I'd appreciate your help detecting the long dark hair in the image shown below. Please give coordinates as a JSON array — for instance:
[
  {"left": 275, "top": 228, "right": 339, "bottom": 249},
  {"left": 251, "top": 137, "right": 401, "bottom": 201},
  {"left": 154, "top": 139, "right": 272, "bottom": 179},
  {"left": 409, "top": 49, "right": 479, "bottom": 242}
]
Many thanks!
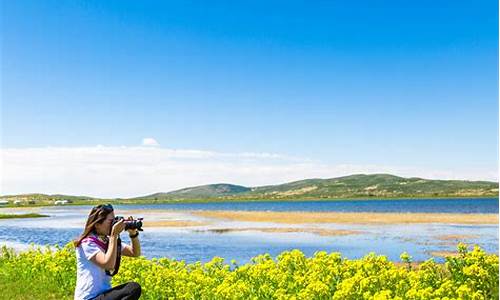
[{"left": 74, "top": 204, "right": 114, "bottom": 247}]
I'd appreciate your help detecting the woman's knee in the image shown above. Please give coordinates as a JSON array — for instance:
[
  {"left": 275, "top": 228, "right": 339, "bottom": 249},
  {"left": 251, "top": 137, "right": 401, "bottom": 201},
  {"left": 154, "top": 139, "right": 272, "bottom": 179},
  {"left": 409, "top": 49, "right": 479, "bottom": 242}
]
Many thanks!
[{"left": 127, "top": 281, "right": 141, "bottom": 298}]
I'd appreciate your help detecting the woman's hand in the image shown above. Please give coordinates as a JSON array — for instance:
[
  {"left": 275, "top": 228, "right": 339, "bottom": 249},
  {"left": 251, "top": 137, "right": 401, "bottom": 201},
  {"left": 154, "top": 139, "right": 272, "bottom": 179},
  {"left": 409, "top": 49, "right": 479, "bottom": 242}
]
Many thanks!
[
  {"left": 111, "top": 219, "right": 125, "bottom": 237},
  {"left": 126, "top": 216, "right": 138, "bottom": 235},
  {"left": 122, "top": 216, "right": 141, "bottom": 257},
  {"left": 93, "top": 219, "right": 124, "bottom": 270}
]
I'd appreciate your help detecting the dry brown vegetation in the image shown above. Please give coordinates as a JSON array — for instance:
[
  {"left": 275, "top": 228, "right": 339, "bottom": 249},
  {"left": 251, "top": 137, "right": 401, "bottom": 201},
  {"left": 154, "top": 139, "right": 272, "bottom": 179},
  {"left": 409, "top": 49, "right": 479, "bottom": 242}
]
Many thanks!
[
  {"left": 195, "top": 227, "right": 362, "bottom": 236},
  {"left": 436, "top": 234, "right": 480, "bottom": 241},
  {"left": 192, "top": 211, "right": 498, "bottom": 225},
  {"left": 429, "top": 251, "right": 460, "bottom": 258},
  {"left": 144, "top": 220, "right": 210, "bottom": 227}
]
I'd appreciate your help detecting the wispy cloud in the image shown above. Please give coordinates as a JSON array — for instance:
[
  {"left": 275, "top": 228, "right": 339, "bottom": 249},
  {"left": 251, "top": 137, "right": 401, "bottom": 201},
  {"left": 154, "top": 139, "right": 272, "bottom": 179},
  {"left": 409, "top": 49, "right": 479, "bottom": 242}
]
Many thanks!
[
  {"left": 142, "top": 138, "right": 160, "bottom": 147},
  {"left": 0, "top": 146, "right": 497, "bottom": 198}
]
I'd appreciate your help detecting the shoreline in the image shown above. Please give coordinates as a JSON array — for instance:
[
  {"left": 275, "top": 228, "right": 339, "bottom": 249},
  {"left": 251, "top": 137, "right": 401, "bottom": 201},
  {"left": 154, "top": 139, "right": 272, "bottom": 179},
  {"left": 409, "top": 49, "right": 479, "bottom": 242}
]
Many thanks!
[
  {"left": 193, "top": 227, "right": 363, "bottom": 236},
  {"left": 0, "top": 195, "right": 497, "bottom": 208},
  {"left": 0, "top": 213, "right": 49, "bottom": 219},
  {"left": 190, "top": 210, "right": 499, "bottom": 225}
]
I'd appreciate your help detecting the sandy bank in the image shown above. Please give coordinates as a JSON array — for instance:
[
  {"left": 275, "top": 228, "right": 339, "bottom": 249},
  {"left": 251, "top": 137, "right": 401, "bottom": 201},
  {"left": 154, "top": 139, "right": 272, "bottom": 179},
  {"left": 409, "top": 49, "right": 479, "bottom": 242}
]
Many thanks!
[
  {"left": 436, "top": 234, "right": 480, "bottom": 241},
  {"left": 191, "top": 211, "right": 498, "bottom": 225},
  {"left": 144, "top": 220, "right": 210, "bottom": 227},
  {"left": 194, "top": 227, "right": 362, "bottom": 236},
  {"left": 429, "top": 251, "right": 459, "bottom": 258}
]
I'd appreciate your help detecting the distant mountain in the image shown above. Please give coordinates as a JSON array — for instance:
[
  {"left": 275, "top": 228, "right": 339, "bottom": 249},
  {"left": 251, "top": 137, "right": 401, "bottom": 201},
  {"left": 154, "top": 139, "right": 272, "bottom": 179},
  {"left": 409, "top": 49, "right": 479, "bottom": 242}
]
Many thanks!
[
  {"left": 0, "top": 193, "right": 95, "bottom": 205},
  {"left": 241, "top": 174, "right": 498, "bottom": 200},
  {"left": 135, "top": 174, "right": 498, "bottom": 201},
  {"left": 139, "top": 184, "right": 250, "bottom": 200},
  {"left": 1, "top": 174, "right": 498, "bottom": 204},
  {"left": 0, "top": 193, "right": 94, "bottom": 201}
]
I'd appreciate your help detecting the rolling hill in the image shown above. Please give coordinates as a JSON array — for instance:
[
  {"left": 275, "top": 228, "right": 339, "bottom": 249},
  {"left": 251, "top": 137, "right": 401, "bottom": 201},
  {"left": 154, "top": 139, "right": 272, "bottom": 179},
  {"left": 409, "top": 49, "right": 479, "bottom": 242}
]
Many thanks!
[
  {"left": 1, "top": 174, "right": 498, "bottom": 205},
  {"left": 134, "top": 174, "right": 498, "bottom": 201}
]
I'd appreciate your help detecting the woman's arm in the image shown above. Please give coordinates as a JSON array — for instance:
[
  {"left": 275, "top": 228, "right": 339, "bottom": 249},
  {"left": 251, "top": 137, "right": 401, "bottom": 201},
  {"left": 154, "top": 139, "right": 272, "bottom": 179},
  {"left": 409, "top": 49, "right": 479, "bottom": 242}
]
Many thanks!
[
  {"left": 122, "top": 230, "right": 141, "bottom": 257},
  {"left": 91, "top": 220, "right": 125, "bottom": 270},
  {"left": 91, "top": 236, "right": 119, "bottom": 270}
]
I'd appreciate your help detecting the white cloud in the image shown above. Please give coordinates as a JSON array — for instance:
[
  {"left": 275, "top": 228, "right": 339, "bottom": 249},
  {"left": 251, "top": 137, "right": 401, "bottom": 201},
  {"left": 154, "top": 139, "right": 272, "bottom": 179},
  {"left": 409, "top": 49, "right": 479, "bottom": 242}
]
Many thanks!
[
  {"left": 142, "top": 138, "right": 159, "bottom": 147},
  {"left": 0, "top": 146, "right": 497, "bottom": 198}
]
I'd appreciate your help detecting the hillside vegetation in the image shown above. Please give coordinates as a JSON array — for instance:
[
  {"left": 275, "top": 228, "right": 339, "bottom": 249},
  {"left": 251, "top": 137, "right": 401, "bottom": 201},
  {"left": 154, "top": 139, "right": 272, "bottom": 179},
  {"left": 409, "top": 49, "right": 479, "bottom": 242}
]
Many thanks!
[
  {"left": 138, "top": 174, "right": 498, "bottom": 201},
  {"left": 1, "top": 174, "right": 498, "bottom": 205}
]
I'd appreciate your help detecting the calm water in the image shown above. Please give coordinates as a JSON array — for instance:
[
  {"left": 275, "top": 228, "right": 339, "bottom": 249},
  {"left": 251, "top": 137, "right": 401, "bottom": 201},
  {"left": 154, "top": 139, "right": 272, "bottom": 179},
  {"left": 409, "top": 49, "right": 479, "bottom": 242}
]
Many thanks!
[
  {"left": 110, "top": 198, "right": 499, "bottom": 213},
  {"left": 0, "top": 198, "right": 497, "bottom": 264}
]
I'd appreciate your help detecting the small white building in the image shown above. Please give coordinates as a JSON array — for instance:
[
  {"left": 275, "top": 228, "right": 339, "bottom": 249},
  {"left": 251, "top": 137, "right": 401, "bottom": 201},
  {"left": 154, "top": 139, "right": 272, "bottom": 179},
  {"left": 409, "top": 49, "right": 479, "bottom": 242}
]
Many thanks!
[
  {"left": 0, "top": 200, "right": 8, "bottom": 205},
  {"left": 54, "top": 200, "right": 69, "bottom": 205}
]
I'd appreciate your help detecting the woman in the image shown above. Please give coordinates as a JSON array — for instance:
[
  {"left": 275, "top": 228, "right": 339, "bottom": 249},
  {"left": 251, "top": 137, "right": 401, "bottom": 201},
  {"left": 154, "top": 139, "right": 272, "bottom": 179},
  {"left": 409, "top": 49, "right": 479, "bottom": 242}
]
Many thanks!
[{"left": 74, "top": 204, "right": 142, "bottom": 300}]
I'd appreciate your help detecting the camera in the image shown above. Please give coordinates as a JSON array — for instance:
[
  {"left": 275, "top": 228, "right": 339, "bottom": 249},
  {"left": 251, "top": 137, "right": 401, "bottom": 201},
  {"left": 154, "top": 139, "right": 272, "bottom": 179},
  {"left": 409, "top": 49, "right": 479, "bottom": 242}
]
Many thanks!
[{"left": 114, "top": 216, "right": 144, "bottom": 231}]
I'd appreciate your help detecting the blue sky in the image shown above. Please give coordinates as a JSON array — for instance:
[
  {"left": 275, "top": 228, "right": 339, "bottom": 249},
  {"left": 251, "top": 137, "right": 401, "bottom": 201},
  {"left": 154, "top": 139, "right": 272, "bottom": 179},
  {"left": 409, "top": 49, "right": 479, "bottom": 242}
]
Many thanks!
[{"left": 1, "top": 1, "right": 498, "bottom": 196}]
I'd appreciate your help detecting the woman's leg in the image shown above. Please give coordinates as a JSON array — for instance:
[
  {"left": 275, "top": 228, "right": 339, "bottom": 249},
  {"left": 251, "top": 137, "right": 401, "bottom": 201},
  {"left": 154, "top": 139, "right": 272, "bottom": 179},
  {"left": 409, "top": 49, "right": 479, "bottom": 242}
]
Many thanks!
[{"left": 92, "top": 282, "right": 141, "bottom": 300}]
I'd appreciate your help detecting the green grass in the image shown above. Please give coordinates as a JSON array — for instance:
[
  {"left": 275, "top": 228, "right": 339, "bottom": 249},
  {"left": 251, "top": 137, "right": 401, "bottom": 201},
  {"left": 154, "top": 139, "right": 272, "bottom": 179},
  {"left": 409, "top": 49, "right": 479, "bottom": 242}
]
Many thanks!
[
  {"left": 0, "top": 278, "right": 71, "bottom": 300},
  {"left": 0, "top": 213, "right": 49, "bottom": 219}
]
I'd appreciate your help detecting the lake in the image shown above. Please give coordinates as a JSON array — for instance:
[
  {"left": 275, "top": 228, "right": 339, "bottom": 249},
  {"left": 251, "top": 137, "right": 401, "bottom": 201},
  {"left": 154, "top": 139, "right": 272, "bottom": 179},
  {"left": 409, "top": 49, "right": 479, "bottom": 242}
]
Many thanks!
[
  {"left": 0, "top": 198, "right": 497, "bottom": 264},
  {"left": 111, "top": 197, "right": 499, "bottom": 213}
]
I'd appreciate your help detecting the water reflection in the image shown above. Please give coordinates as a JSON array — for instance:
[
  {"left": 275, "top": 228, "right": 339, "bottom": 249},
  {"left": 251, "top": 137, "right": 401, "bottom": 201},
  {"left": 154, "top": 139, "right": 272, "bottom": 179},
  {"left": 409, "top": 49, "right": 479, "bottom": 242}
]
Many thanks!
[{"left": 0, "top": 201, "right": 497, "bottom": 264}]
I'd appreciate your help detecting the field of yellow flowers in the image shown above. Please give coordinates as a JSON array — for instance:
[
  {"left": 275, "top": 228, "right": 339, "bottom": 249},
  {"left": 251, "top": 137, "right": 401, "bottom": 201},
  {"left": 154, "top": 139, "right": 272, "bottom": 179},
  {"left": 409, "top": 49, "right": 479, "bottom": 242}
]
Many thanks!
[{"left": 0, "top": 243, "right": 497, "bottom": 299}]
